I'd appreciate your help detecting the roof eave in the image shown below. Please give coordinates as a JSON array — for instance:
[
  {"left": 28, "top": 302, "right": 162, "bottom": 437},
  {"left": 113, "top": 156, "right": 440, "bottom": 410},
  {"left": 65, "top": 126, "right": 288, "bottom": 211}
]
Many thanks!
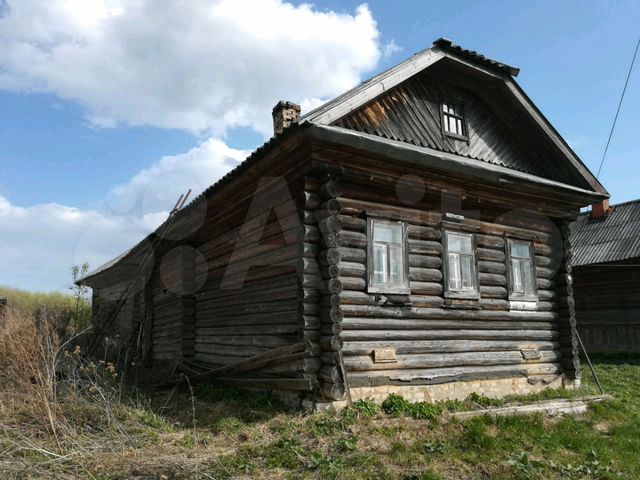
[{"left": 307, "top": 123, "right": 608, "bottom": 206}]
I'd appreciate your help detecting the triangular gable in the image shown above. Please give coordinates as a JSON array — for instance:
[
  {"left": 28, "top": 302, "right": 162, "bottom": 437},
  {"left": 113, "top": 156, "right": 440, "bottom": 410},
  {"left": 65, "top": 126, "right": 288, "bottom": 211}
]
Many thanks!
[{"left": 302, "top": 38, "right": 607, "bottom": 196}]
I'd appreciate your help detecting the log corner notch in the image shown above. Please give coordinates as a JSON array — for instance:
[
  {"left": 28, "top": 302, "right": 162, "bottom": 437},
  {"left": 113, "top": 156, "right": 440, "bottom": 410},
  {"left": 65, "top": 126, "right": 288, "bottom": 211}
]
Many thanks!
[
  {"left": 555, "top": 220, "right": 581, "bottom": 383},
  {"left": 308, "top": 173, "right": 349, "bottom": 402}
]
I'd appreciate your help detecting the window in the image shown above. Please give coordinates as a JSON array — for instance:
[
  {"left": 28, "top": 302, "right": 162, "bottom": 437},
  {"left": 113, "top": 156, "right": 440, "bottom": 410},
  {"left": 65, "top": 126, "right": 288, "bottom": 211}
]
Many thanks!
[
  {"left": 441, "top": 100, "right": 467, "bottom": 140},
  {"left": 367, "top": 218, "right": 409, "bottom": 293},
  {"left": 507, "top": 240, "right": 538, "bottom": 300},
  {"left": 444, "top": 231, "right": 478, "bottom": 298}
]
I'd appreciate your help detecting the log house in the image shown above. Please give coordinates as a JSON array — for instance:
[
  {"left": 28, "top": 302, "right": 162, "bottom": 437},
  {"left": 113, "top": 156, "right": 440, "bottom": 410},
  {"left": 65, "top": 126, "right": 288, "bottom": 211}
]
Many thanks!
[{"left": 81, "top": 38, "right": 608, "bottom": 408}]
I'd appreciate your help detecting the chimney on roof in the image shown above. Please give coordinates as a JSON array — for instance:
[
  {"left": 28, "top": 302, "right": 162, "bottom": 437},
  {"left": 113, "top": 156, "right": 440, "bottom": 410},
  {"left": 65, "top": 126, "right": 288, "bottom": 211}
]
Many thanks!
[
  {"left": 272, "top": 101, "right": 301, "bottom": 135},
  {"left": 590, "top": 198, "right": 612, "bottom": 220}
]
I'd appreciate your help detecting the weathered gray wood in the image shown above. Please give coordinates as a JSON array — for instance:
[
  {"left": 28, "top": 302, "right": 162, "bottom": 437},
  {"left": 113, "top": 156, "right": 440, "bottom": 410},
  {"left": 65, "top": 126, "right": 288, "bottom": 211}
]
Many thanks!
[
  {"left": 344, "top": 350, "right": 561, "bottom": 371},
  {"left": 343, "top": 339, "right": 560, "bottom": 355}
]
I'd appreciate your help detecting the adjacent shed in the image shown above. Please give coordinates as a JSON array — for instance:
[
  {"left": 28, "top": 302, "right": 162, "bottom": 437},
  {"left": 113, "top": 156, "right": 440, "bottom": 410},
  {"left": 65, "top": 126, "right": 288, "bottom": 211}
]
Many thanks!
[
  {"left": 570, "top": 199, "right": 640, "bottom": 353},
  {"left": 80, "top": 38, "right": 608, "bottom": 408}
]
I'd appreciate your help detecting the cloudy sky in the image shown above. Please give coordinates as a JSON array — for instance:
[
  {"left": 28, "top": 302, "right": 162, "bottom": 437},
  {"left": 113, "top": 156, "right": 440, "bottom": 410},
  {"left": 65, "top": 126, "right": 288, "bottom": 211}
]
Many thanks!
[{"left": 0, "top": 0, "right": 638, "bottom": 291}]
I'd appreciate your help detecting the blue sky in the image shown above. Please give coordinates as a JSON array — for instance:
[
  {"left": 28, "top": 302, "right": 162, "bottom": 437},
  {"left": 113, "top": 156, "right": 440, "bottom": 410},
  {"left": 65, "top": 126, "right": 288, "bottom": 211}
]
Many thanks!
[{"left": 0, "top": 0, "right": 638, "bottom": 291}]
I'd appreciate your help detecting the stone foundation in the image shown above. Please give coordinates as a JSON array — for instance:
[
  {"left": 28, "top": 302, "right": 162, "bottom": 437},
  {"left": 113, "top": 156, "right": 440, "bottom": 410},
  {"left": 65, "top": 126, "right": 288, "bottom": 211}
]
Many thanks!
[{"left": 314, "top": 375, "right": 579, "bottom": 412}]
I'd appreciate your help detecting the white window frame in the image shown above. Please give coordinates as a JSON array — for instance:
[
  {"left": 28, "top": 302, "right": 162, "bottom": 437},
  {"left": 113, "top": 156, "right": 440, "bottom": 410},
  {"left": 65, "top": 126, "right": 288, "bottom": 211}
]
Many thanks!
[
  {"left": 443, "top": 230, "right": 479, "bottom": 299},
  {"left": 367, "top": 217, "right": 410, "bottom": 294},
  {"left": 506, "top": 239, "right": 538, "bottom": 302},
  {"left": 440, "top": 98, "right": 468, "bottom": 141}
]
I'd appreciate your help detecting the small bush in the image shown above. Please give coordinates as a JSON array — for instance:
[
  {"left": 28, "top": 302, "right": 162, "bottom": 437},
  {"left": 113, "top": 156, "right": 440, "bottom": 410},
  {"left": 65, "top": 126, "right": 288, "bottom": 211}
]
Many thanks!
[
  {"left": 381, "top": 394, "right": 456, "bottom": 421},
  {"left": 351, "top": 398, "right": 381, "bottom": 418}
]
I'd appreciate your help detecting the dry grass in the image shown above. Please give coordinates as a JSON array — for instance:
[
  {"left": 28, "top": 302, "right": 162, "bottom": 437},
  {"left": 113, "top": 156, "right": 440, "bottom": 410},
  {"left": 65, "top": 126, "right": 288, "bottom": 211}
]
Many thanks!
[{"left": 0, "top": 306, "right": 637, "bottom": 479}]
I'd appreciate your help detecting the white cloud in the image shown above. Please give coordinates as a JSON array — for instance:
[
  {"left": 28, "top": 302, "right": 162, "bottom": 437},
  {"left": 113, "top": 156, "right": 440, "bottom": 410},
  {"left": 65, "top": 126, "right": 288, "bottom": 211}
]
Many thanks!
[
  {"left": 0, "top": 0, "right": 382, "bottom": 136},
  {"left": 0, "top": 0, "right": 394, "bottom": 292},
  {"left": 0, "top": 137, "right": 247, "bottom": 292},
  {"left": 0, "top": 196, "right": 145, "bottom": 292}
]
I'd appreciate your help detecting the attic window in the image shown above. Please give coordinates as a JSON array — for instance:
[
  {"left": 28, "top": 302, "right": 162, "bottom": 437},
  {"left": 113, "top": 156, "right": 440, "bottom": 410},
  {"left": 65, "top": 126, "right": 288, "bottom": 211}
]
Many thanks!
[{"left": 441, "top": 100, "right": 467, "bottom": 140}]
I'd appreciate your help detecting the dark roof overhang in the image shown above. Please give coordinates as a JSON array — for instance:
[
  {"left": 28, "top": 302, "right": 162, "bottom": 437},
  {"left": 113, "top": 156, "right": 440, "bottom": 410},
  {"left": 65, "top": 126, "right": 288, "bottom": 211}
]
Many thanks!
[{"left": 307, "top": 123, "right": 608, "bottom": 207}]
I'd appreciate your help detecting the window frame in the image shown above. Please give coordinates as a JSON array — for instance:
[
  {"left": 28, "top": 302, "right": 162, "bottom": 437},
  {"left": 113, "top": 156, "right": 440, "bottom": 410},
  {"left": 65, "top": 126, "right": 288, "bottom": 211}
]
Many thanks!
[
  {"left": 442, "top": 230, "right": 480, "bottom": 299},
  {"left": 440, "top": 97, "right": 468, "bottom": 141},
  {"left": 506, "top": 238, "right": 539, "bottom": 302},
  {"left": 366, "top": 217, "right": 410, "bottom": 294}
]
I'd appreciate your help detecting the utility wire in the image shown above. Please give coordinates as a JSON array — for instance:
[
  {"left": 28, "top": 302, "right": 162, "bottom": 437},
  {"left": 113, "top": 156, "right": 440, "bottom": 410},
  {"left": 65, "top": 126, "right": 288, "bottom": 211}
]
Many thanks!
[{"left": 596, "top": 36, "right": 640, "bottom": 179}]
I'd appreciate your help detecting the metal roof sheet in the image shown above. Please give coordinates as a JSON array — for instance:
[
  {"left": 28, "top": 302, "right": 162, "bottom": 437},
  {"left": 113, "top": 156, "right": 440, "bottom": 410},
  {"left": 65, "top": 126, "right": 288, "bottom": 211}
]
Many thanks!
[
  {"left": 433, "top": 38, "right": 520, "bottom": 77},
  {"left": 570, "top": 199, "right": 640, "bottom": 266}
]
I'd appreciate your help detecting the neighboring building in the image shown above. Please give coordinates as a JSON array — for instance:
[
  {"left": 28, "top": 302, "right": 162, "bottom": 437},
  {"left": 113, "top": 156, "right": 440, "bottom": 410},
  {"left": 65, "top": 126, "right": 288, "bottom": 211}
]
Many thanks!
[
  {"left": 81, "top": 38, "right": 608, "bottom": 408},
  {"left": 571, "top": 199, "right": 640, "bottom": 353}
]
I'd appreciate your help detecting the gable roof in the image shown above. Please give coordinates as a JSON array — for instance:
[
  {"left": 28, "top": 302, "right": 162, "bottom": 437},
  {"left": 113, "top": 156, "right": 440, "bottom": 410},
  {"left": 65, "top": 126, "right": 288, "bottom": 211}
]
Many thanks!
[
  {"left": 302, "top": 38, "right": 607, "bottom": 196},
  {"left": 570, "top": 199, "right": 640, "bottom": 267},
  {"left": 332, "top": 72, "right": 562, "bottom": 180},
  {"left": 83, "top": 38, "right": 608, "bottom": 284}
]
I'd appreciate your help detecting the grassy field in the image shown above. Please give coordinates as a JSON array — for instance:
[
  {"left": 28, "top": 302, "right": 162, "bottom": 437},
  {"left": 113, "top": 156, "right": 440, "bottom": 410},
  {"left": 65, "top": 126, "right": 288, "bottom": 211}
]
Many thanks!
[{"left": 1, "top": 305, "right": 638, "bottom": 479}]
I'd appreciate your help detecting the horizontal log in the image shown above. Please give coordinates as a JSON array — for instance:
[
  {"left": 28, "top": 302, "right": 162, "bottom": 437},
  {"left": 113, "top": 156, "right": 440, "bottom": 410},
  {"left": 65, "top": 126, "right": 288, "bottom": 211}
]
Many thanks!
[
  {"left": 340, "top": 305, "right": 558, "bottom": 321},
  {"left": 407, "top": 224, "right": 440, "bottom": 240},
  {"left": 409, "top": 267, "right": 442, "bottom": 283},
  {"left": 341, "top": 317, "right": 556, "bottom": 331},
  {"left": 478, "top": 261, "right": 506, "bottom": 275},
  {"left": 196, "top": 325, "right": 299, "bottom": 337},
  {"left": 341, "top": 276, "right": 366, "bottom": 291},
  {"left": 340, "top": 329, "right": 558, "bottom": 341},
  {"left": 342, "top": 339, "right": 560, "bottom": 356},
  {"left": 477, "top": 248, "right": 505, "bottom": 263},
  {"left": 475, "top": 234, "right": 505, "bottom": 249},
  {"left": 408, "top": 254, "right": 442, "bottom": 269},
  {"left": 410, "top": 282, "right": 444, "bottom": 296},
  {"left": 479, "top": 286, "right": 508, "bottom": 299},
  {"left": 336, "top": 290, "right": 371, "bottom": 305},
  {"left": 344, "top": 350, "right": 561, "bottom": 371},
  {"left": 479, "top": 272, "right": 507, "bottom": 287},
  {"left": 335, "top": 214, "right": 365, "bottom": 232},
  {"left": 195, "top": 335, "right": 296, "bottom": 348},
  {"left": 346, "top": 363, "right": 562, "bottom": 386},
  {"left": 408, "top": 239, "right": 442, "bottom": 255}
]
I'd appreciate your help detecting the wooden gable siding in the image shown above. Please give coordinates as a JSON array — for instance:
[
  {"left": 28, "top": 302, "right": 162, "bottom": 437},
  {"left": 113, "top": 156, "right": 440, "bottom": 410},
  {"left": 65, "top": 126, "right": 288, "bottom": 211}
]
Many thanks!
[
  {"left": 308, "top": 144, "right": 579, "bottom": 395},
  {"left": 334, "top": 73, "right": 568, "bottom": 184}
]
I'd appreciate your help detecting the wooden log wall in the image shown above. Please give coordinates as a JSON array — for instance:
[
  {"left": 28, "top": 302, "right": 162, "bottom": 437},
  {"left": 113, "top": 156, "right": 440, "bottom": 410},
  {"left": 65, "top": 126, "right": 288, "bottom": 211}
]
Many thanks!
[
  {"left": 307, "top": 144, "right": 578, "bottom": 391},
  {"left": 152, "top": 253, "right": 184, "bottom": 362},
  {"left": 297, "top": 177, "right": 323, "bottom": 397},
  {"left": 306, "top": 175, "right": 349, "bottom": 401},
  {"left": 333, "top": 190, "right": 566, "bottom": 387},
  {"left": 189, "top": 138, "right": 313, "bottom": 391},
  {"left": 554, "top": 221, "right": 580, "bottom": 379},
  {"left": 574, "top": 260, "right": 640, "bottom": 353},
  {"left": 90, "top": 280, "right": 139, "bottom": 352}
]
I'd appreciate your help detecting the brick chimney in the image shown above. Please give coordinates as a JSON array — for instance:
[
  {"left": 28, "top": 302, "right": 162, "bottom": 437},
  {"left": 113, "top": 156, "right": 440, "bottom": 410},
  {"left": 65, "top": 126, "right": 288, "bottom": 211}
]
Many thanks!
[
  {"left": 272, "top": 101, "right": 301, "bottom": 135},
  {"left": 590, "top": 199, "right": 611, "bottom": 220}
]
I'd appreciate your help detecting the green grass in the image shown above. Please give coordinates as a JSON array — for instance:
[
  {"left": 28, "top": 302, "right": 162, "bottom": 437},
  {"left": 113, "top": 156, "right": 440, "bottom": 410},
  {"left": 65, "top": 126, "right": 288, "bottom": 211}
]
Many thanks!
[
  {"left": 2, "top": 356, "right": 639, "bottom": 479},
  {"left": 0, "top": 285, "right": 79, "bottom": 314}
]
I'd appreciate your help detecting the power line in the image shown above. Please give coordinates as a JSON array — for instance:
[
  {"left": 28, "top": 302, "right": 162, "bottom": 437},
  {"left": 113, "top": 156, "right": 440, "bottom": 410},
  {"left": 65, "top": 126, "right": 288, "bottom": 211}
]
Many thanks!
[{"left": 596, "top": 36, "right": 640, "bottom": 179}]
